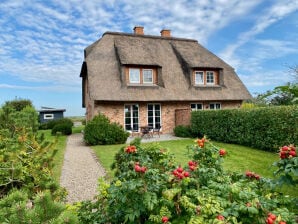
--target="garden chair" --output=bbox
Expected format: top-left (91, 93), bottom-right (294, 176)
top-left (152, 126), bottom-right (161, 137)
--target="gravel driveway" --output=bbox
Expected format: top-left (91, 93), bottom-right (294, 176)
top-left (60, 133), bottom-right (106, 203)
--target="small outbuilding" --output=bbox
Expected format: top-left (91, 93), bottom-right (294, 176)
top-left (38, 107), bottom-right (66, 123)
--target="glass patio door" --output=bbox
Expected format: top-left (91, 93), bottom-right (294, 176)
top-left (147, 104), bottom-right (161, 129)
top-left (124, 104), bottom-right (139, 131)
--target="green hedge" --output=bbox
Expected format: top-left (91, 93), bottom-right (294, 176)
top-left (39, 118), bottom-right (73, 130)
top-left (191, 105), bottom-right (298, 152)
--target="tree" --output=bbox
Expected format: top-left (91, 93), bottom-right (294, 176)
top-left (3, 98), bottom-right (33, 111)
top-left (254, 65), bottom-right (298, 106)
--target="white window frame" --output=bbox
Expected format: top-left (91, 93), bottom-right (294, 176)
top-left (147, 103), bottom-right (162, 129)
top-left (124, 104), bottom-right (139, 131)
top-left (209, 102), bottom-right (221, 110)
top-left (143, 69), bottom-right (153, 84)
top-left (194, 71), bottom-right (204, 85)
top-left (190, 103), bottom-right (203, 111)
top-left (206, 71), bottom-right (215, 85)
top-left (129, 68), bottom-right (140, 83)
top-left (44, 113), bottom-right (54, 119)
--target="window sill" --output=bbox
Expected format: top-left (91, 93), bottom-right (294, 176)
top-left (127, 84), bottom-right (159, 88)
top-left (194, 85), bottom-right (221, 88)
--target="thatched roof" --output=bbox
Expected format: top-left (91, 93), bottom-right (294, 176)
top-left (80, 31), bottom-right (251, 103)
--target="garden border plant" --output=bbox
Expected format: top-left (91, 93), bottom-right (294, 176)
top-left (77, 137), bottom-right (297, 224)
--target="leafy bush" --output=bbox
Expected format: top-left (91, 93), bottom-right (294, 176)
top-left (51, 123), bottom-right (72, 135)
top-left (77, 139), bottom-right (297, 223)
top-left (39, 118), bottom-right (73, 130)
top-left (173, 125), bottom-right (193, 137)
top-left (0, 127), bottom-right (66, 199)
top-left (191, 105), bottom-right (298, 151)
top-left (84, 114), bottom-right (129, 145)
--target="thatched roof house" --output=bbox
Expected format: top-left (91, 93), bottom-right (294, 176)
top-left (80, 26), bottom-right (251, 134)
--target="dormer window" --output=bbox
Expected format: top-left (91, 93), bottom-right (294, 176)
top-left (195, 71), bottom-right (204, 85)
top-left (127, 67), bottom-right (157, 85)
top-left (206, 71), bottom-right (214, 85)
top-left (143, 69), bottom-right (153, 84)
top-left (193, 69), bottom-right (219, 86)
top-left (129, 68), bottom-right (140, 83)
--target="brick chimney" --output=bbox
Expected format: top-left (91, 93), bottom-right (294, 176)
top-left (160, 29), bottom-right (171, 37)
top-left (133, 26), bottom-right (144, 35)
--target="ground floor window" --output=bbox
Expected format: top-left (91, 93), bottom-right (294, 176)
top-left (190, 103), bottom-right (203, 111)
top-left (209, 103), bottom-right (221, 110)
top-left (124, 104), bottom-right (139, 131)
top-left (147, 104), bottom-right (161, 129)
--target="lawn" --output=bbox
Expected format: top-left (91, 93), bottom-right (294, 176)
top-left (39, 130), bottom-right (67, 182)
top-left (92, 138), bottom-right (297, 196)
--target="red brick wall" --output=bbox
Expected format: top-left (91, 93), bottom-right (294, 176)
top-left (92, 101), bottom-right (242, 134)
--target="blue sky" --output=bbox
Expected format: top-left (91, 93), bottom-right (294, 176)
top-left (0, 0), bottom-right (297, 116)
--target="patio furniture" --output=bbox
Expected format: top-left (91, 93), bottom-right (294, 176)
top-left (140, 126), bottom-right (153, 138)
top-left (152, 126), bottom-right (161, 137)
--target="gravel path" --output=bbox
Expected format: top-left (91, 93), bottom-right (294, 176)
top-left (60, 133), bottom-right (106, 203)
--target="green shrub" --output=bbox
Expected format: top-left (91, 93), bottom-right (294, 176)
top-left (77, 139), bottom-right (297, 223)
top-left (173, 125), bottom-right (192, 137)
top-left (0, 128), bottom-right (66, 200)
top-left (51, 123), bottom-right (72, 135)
top-left (191, 105), bottom-right (298, 151)
top-left (39, 118), bottom-right (73, 130)
top-left (0, 190), bottom-right (78, 223)
top-left (84, 114), bottom-right (129, 145)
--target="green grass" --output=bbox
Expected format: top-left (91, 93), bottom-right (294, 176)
top-left (92, 138), bottom-right (297, 196)
top-left (39, 130), bottom-right (67, 182)
top-left (72, 125), bottom-right (85, 134)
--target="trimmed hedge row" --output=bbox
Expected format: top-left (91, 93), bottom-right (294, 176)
top-left (191, 105), bottom-right (298, 152)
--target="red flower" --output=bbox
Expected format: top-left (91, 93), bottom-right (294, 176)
top-left (161, 216), bottom-right (169, 223)
top-left (245, 171), bottom-right (253, 177)
top-left (134, 164), bottom-right (141, 172)
top-left (183, 171), bottom-right (190, 177)
top-left (217, 214), bottom-right (224, 221)
top-left (219, 149), bottom-right (226, 157)
top-left (289, 150), bottom-right (296, 157)
top-left (279, 144), bottom-right (296, 159)
top-left (177, 167), bottom-right (183, 173)
top-left (188, 160), bottom-right (198, 171)
top-left (197, 138), bottom-right (205, 148)
top-left (279, 221), bottom-right (286, 224)
top-left (125, 145), bottom-right (137, 153)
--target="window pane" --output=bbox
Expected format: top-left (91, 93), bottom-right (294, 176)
top-left (148, 104), bottom-right (153, 111)
top-left (143, 69), bottom-right (153, 83)
top-left (195, 71), bottom-right (204, 84)
top-left (129, 69), bottom-right (140, 83)
top-left (206, 71), bottom-right (214, 84)
top-left (210, 104), bottom-right (215, 109)
top-left (197, 104), bottom-right (203, 110)
top-left (125, 104), bottom-right (139, 131)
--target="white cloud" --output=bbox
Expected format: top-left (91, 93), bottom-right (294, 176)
top-left (0, 0), bottom-right (297, 96)
top-left (220, 0), bottom-right (298, 66)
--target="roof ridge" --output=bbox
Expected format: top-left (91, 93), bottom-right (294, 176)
top-left (102, 31), bottom-right (198, 42)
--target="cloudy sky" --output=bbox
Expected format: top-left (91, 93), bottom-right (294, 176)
top-left (0, 0), bottom-right (297, 116)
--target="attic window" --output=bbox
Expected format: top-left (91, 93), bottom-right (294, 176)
top-left (206, 71), bottom-right (214, 84)
top-left (127, 67), bottom-right (156, 85)
top-left (193, 70), bottom-right (219, 86)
